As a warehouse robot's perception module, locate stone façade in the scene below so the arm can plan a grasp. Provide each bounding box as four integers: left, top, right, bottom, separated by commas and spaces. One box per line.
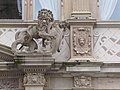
0, 10, 120, 90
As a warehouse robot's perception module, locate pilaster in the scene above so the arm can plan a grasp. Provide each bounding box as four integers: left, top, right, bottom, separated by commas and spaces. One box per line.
71, 0, 91, 19
24, 0, 33, 21
14, 53, 54, 90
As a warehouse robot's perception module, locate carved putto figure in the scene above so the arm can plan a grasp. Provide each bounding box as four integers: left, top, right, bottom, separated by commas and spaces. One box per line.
11, 9, 69, 54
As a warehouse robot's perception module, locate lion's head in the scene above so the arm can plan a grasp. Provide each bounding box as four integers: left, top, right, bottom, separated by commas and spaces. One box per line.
38, 9, 54, 26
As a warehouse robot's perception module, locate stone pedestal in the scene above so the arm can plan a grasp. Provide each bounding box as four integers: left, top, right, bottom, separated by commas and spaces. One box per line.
67, 19, 96, 62
14, 53, 54, 90
14, 53, 54, 72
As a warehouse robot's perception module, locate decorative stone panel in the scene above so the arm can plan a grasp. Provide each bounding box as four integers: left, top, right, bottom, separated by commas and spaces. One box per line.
24, 73, 46, 86
74, 75, 92, 88
0, 78, 19, 90
94, 28, 120, 61
72, 27, 92, 57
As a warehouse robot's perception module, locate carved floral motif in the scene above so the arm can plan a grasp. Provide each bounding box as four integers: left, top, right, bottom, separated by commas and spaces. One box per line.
73, 27, 91, 56
24, 73, 46, 85
74, 75, 92, 88
0, 78, 19, 90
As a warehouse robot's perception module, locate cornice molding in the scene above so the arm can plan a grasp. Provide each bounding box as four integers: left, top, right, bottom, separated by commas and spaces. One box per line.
0, 70, 23, 77
0, 20, 60, 28
0, 44, 14, 62
96, 21, 120, 28
67, 19, 96, 25
0, 20, 37, 28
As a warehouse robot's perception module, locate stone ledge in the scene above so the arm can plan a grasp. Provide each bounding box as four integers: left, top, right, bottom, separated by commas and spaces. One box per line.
14, 53, 55, 73
65, 61, 102, 72
66, 66, 100, 72
72, 87, 94, 90
67, 18, 96, 25
96, 21, 120, 28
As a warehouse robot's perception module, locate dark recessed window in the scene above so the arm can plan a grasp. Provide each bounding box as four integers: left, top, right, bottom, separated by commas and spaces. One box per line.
0, 0, 22, 19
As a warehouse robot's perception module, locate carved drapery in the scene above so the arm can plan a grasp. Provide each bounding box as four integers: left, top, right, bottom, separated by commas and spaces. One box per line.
24, 73, 46, 86
72, 27, 91, 57
74, 75, 92, 88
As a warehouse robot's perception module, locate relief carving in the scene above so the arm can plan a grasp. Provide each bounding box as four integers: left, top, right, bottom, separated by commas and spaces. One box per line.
74, 75, 92, 88
73, 27, 91, 56
0, 78, 19, 90
24, 73, 46, 86
11, 9, 70, 55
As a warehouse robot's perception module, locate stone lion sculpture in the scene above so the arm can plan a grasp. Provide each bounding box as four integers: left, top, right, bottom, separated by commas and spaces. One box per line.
11, 9, 69, 54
